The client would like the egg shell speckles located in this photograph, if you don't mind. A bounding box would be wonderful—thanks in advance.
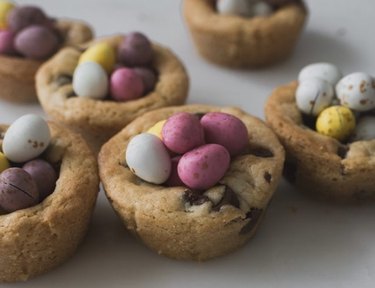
[353,116,375,141]
[178,144,230,190]
[298,63,342,86]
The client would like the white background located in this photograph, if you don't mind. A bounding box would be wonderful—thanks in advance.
[1,0,375,287]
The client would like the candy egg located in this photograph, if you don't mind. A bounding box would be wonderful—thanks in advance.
[73,61,108,99]
[164,156,184,187]
[79,42,116,73]
[118,32,153,67]
[216,0,253,17]
[0,152,10,173]
[8,5,49,33]
[125,133,171,184]
[162,112,205,154]
[0,0,15,29]
[178,144,230,190]
[336,72,375,111]
[316,106,356,141]
[147,120,166,139]
[15,25,59,60]
[252,2,273,17]
[0,167,39,213]
[298,62,342,86]
[201,112,248,156]
[353,116,375,141]
[0,30,15,55]
[3,114,51,163]
[109,68,144,102]
[296,78,334,116]
[134,67,157,94]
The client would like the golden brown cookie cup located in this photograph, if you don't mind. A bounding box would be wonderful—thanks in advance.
[98,104,284,261]
[183,0,307,68]
[265,81,375,203]
[36,35,189,153]
[0,20,93,103]
[0,122,99,282]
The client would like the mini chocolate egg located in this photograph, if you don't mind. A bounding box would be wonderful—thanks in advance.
[296,78,335,116]
[109,68,144,102]
[147,120,166,139]
[336,72,375,111]
[353,116,375,141]
[73,61,108,99]
[79,42,116,73]
[134,67,157,94]
[0,30,15,55]
[178,144,230,190]
[298,63,343,86]
[0,152,10,173]
[125,133,171,184]
[162,112,205,154]
[118,32,153,67]
[8,5,49,33]
[164,156,184,187]
[316,106,356,141]
[0,167,39,213]
[2,114,51,163]
[252,1,273,17]
[0,0,15,29]
[216,0,253,17]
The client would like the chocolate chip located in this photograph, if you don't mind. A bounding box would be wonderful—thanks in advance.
[247,146,274,158]
[55,74,72,86]
[283,160,297,183]
[239,208,263,235]
[337,144,348,159]
[212,186,240,211]
[264,172,272,183]
[301,113,316,130]
[183,189,209,206]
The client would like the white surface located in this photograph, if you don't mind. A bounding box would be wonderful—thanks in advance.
[1,0,375,287]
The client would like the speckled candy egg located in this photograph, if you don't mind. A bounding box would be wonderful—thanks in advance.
[353,116,375,141]
[298,62,342,86]
[201,112,248,156]
[79,42,116,73]
[296,78,335,116]
[0,0,15,29]
[336,72,375,111]
[118,32,153,67]
[0,152,10,173]
[8,5,49,33]
[316,106,356,141]
[147,120,166,139]
[162,112,205,154]
[110,68,144,102]
[216,0,253,17]
[125,133,171,184]
[178,144,230,190]
[73,61,108,99]
[0,30,15,55]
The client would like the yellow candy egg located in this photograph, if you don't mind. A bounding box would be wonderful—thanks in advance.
[0,151,10,173]
[79,42,116,73]
[316,106,356,141]
[0,0,15,29]
[147,120,166,139]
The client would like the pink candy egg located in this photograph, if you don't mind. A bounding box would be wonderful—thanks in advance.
[164,156,184,187]
[0,30,16,55]
[162,112,205,154]
[110,67,144,102]
[201,112,249,156]
[178,144,230,190]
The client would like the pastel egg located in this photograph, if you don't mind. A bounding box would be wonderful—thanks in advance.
[8,5,49,33]
[164,156,184,187]
[296,78,334,116]
[134,67,157,94]
[178,144,230,190]
[0,152,10,173]
[216,0,253,17]
[0,167,39,213]
[353,116,375,141]
[147,120,166,139]
[125,133,171,184]
[252,2,273,17]
[79,42,116,73]
[201,112,248,156]
[162,112,205,154]
[298,62,343,86]
[316,106,356,141]
[2,114,51,163]
[73,61,108,99]
[0,30,15,55]
[109,68,144,102]
[0,0,15,29]
[118,32,153,67]
[336,72,375,111]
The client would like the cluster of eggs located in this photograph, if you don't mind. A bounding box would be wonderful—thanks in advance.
[0,1,61,60]
[216,0,275,17]
[0,115,57,213]
[72,32,157,102]
[126,112,249,190]
[296,62,375,141]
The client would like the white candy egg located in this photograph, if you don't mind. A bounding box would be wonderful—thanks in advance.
[296,78,335,116]
[216,0,253,17]
[353,116,375,141]
[336,72,375,111]
[73,61,108,99]
[252,1,273,17]
[125,133,171,184]
[3,114,51,163]
[298,62,343,86]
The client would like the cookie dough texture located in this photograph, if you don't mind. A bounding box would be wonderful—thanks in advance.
[99,104,284,261]
[265,81,375,202]
[0,122,99,282]
[184,0,307,68]
[36,35,189,153]
[0,20,93,103]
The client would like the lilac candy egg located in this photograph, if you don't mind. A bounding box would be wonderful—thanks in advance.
[201,112,249,157]
[8,5,49,33]
[23,159,57,200]
[164,156,184,187]
[0,30,16,55]
[0,167,39,213]
[110,67,144,102]
[118,32,153,67]
[178,144,230,190]
[134,67,157,94]
[162,112,205,154]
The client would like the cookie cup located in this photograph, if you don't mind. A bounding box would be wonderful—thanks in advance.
[183,0,307,68]
[265,81,375,203]
[0,122,99,282]
[0,20,93,103]
[98,104,284,261]
[36,35,189,153]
